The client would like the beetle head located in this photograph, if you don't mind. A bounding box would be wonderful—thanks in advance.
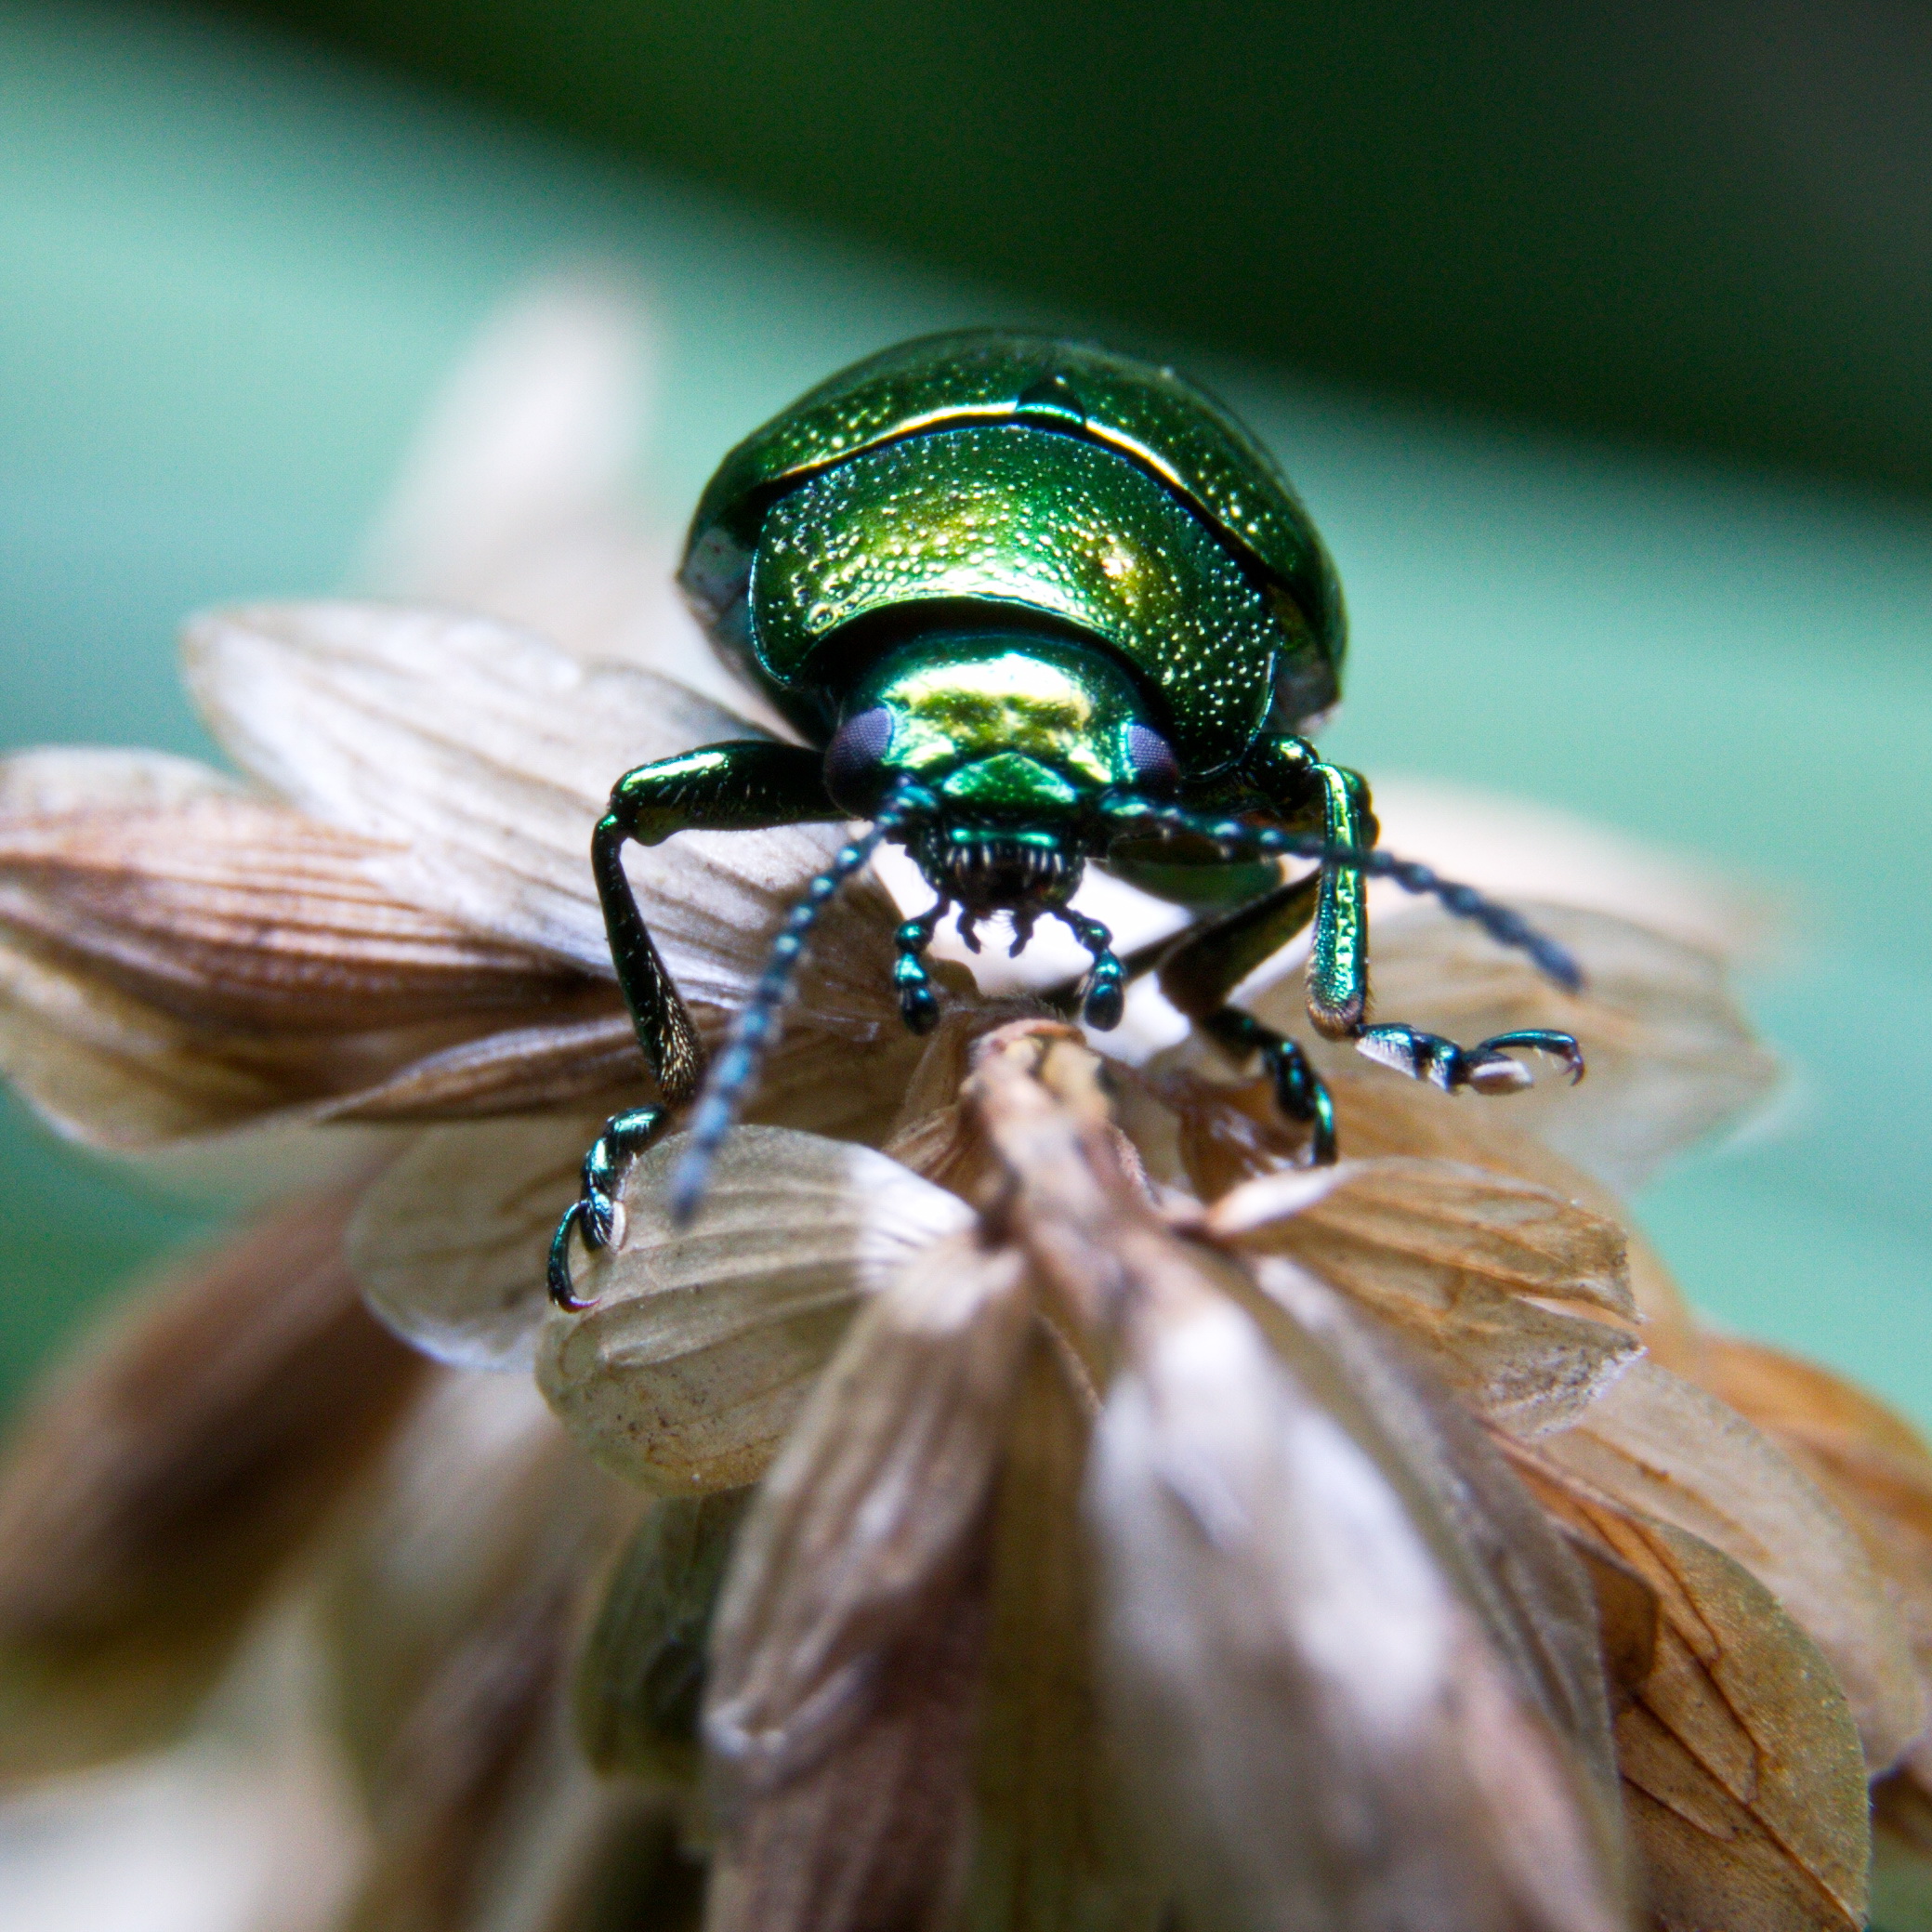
[822,627,1177,935]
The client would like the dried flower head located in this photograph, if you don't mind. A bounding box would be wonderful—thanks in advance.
[0,279,1926,1932]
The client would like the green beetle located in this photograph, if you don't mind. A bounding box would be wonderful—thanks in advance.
[550,331,1582,1303]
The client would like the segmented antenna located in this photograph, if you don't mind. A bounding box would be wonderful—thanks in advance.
[666,779,929,1226]
[1104,797,1584,992]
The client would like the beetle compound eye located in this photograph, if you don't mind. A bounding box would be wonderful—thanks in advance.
[1122,722,1180,796]
[824,704,896,810]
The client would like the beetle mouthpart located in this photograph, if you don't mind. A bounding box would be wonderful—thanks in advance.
[935,835,1082,918]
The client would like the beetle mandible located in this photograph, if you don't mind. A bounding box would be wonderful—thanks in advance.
[549,331,1584,1305]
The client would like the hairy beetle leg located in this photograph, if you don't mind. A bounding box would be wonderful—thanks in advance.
[1205,1008,1338,1165]
[1354,1024,1584,1095]
[547,1105,670,1310]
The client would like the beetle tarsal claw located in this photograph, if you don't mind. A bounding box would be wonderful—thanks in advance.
[548,1105,669,1308]
[546,1202,597,1312]
[1478,1028,1588,1085]
[1352,1023,1584,1095]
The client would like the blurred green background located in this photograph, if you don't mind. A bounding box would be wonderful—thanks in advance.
[2,0,1929,1433]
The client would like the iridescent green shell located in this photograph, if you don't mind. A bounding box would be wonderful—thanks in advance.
[679,330,1345,775]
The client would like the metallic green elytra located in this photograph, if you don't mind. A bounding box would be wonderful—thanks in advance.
[681,331,1345,769]
[548,332,1586,1304]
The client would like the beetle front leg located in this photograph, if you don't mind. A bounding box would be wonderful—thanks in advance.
[595,740,844,1104]
[1256,741,1584,1098]
[1147,736,1583,1158]
[552,740,844,1305]
[1150,735,1349,1161]
[548,1105,669,1308]
[1355,1025,1585,1094]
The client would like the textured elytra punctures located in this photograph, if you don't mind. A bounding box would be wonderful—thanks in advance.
[680,330,1343,759]
[749,426,1284,772]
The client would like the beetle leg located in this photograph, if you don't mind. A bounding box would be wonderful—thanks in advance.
[548,1104,670,1308]
[1155,868,1322,1019]
[1140,740,1587,1150]
[1247,748,1590,1098]
[1159,736,1375,1038]
[557,740,846,1297]
[1153,867,1339,1163]
[1145,741,1337,1159]
[1247,744,1375,1038]
[1355,1025,1585,1094]
[1205,1008,1337,1163]
[596,740,844,1104]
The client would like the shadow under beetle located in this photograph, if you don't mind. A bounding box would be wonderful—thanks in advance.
[549,332,1584,1306]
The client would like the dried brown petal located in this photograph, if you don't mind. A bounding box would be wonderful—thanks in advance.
[901,1019,1632,1926]
[703,1554,986,1932]
[1693,1331,1932,1865]
[1531,1357,1925,1771]
[1561,1526,1663,1713]
[0,755,583,1032]
[0,927,300,1145]
[730,1005,945,1146]
[539,1128,974,1492]
[1692,1332,1932,1681]
[1160,1053,1705,1373]
[959,1022,1163,1354]
[1210,1156,1637,1433]
[1509,1449,1870,1931]
[1351,902,1780,1189]
[317,1008,640,1123]
[703,1229,1030,1781]
[974,1018,1624,1816]
[963,1332,1162,1932]
[0,908,627,1151]
[1250,1257,1624,1812]
[0,745,624,1150]
[0,1191,427,1782]
[322,986,924,1137]
[322,1370,641,1932]
[702,1231,1032,1932]
[1086,1257,1627,1932]
[182,603,902,1032]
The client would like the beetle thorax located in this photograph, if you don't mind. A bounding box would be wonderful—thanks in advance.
[820,626,1179,942]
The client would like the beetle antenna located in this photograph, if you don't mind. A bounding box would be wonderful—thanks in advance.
[666,779,929,1227]
[1103,797,1584,992]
